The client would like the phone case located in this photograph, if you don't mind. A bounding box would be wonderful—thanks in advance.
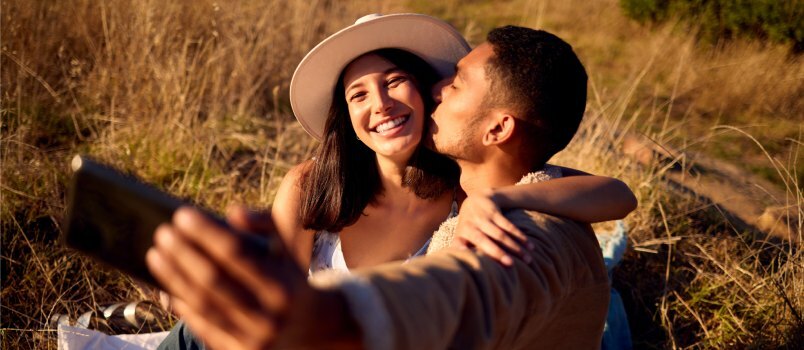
[63,155,183,288]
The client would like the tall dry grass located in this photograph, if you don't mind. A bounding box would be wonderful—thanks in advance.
[531,0,803,188]
[534,1,803,347]
[2,0,802,348]
[556,78,803,348]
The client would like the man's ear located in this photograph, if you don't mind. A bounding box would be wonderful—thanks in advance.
[481,112,516,146]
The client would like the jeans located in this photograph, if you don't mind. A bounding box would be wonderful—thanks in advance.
[156,321,205,350]
[598,220,633,350]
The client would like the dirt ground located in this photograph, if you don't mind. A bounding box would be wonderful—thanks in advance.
[623,134,800,241]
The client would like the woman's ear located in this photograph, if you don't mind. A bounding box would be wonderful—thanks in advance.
[481,113,516,146]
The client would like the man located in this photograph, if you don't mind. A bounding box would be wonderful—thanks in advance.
[148,25,610,349]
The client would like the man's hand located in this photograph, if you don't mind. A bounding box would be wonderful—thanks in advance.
[146,206,361,349]
[452,189,534,266]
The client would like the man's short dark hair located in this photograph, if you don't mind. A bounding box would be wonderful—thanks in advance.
[485,25,588,168]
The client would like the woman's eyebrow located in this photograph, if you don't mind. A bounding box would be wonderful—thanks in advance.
[344,81,363,97]
[345,67,406,94]
[385,67,405,75]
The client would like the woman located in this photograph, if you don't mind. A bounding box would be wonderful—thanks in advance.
[274,14,637,271]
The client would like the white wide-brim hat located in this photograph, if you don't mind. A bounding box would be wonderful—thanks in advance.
[290,13,471,141]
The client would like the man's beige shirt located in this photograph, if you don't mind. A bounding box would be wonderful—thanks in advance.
[312,179,610,349]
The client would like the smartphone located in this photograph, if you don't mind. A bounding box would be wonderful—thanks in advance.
[63,155,188,288]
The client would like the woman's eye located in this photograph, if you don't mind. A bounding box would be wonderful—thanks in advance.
[450,83,458,90]
[349,92,366,102]
[387,76,407,88]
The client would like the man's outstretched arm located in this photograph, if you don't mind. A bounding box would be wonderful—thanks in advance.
[148,206,609,349]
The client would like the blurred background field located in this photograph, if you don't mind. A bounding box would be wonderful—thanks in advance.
[1,0,802,348]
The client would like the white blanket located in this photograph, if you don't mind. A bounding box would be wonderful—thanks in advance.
[58,324,169,350]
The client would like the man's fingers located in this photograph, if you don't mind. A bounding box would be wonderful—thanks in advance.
[226,205,277,236]
[173,207,271,273]
[146,243,188,298]
[146,246,237,333]
[152,240,278,347]
[171,207,296,315]
[173,207,248,254]
[225,205,286,259]
[175,207,282,262]
[151,224,267,328]
[171,298,246,350]
[147,226,197,299]
[151,225,282,348]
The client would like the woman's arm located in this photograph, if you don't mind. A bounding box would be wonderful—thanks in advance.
[492,169,637,222]
[271,162,316,268]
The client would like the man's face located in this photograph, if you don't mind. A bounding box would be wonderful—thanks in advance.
[428,43,495,161]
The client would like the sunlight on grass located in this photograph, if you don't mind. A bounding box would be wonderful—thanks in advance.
[2,0,801,348]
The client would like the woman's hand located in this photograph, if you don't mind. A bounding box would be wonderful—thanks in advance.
[452,189,534,266]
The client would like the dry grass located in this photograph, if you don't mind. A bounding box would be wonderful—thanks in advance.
[2,0,802,348]
[538,2,804,347]
[556,85,803,348]
[2,0,398,347]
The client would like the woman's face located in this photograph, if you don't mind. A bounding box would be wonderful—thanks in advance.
[341,54,425,161]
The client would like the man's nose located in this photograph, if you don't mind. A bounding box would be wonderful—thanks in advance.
[432,77,451,103]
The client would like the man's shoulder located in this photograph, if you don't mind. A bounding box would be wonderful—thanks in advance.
[505,209,591,236]
[505,209,596,250]
[505,209,607,282]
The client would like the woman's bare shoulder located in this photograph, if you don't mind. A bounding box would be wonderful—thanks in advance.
[274,160,316,212]
[273,160,317,266]
[282,160,315,187]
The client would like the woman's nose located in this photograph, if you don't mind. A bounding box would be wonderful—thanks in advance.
[372,90,394,114]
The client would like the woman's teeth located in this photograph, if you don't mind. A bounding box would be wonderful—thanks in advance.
[375,116,408,134]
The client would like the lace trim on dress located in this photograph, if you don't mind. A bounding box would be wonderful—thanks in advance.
[308,191,460,275]
[425,165,562,255]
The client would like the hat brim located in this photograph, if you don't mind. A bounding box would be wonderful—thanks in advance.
[290,13,471,141]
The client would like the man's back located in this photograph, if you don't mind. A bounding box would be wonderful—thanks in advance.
[499,210,610,349]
